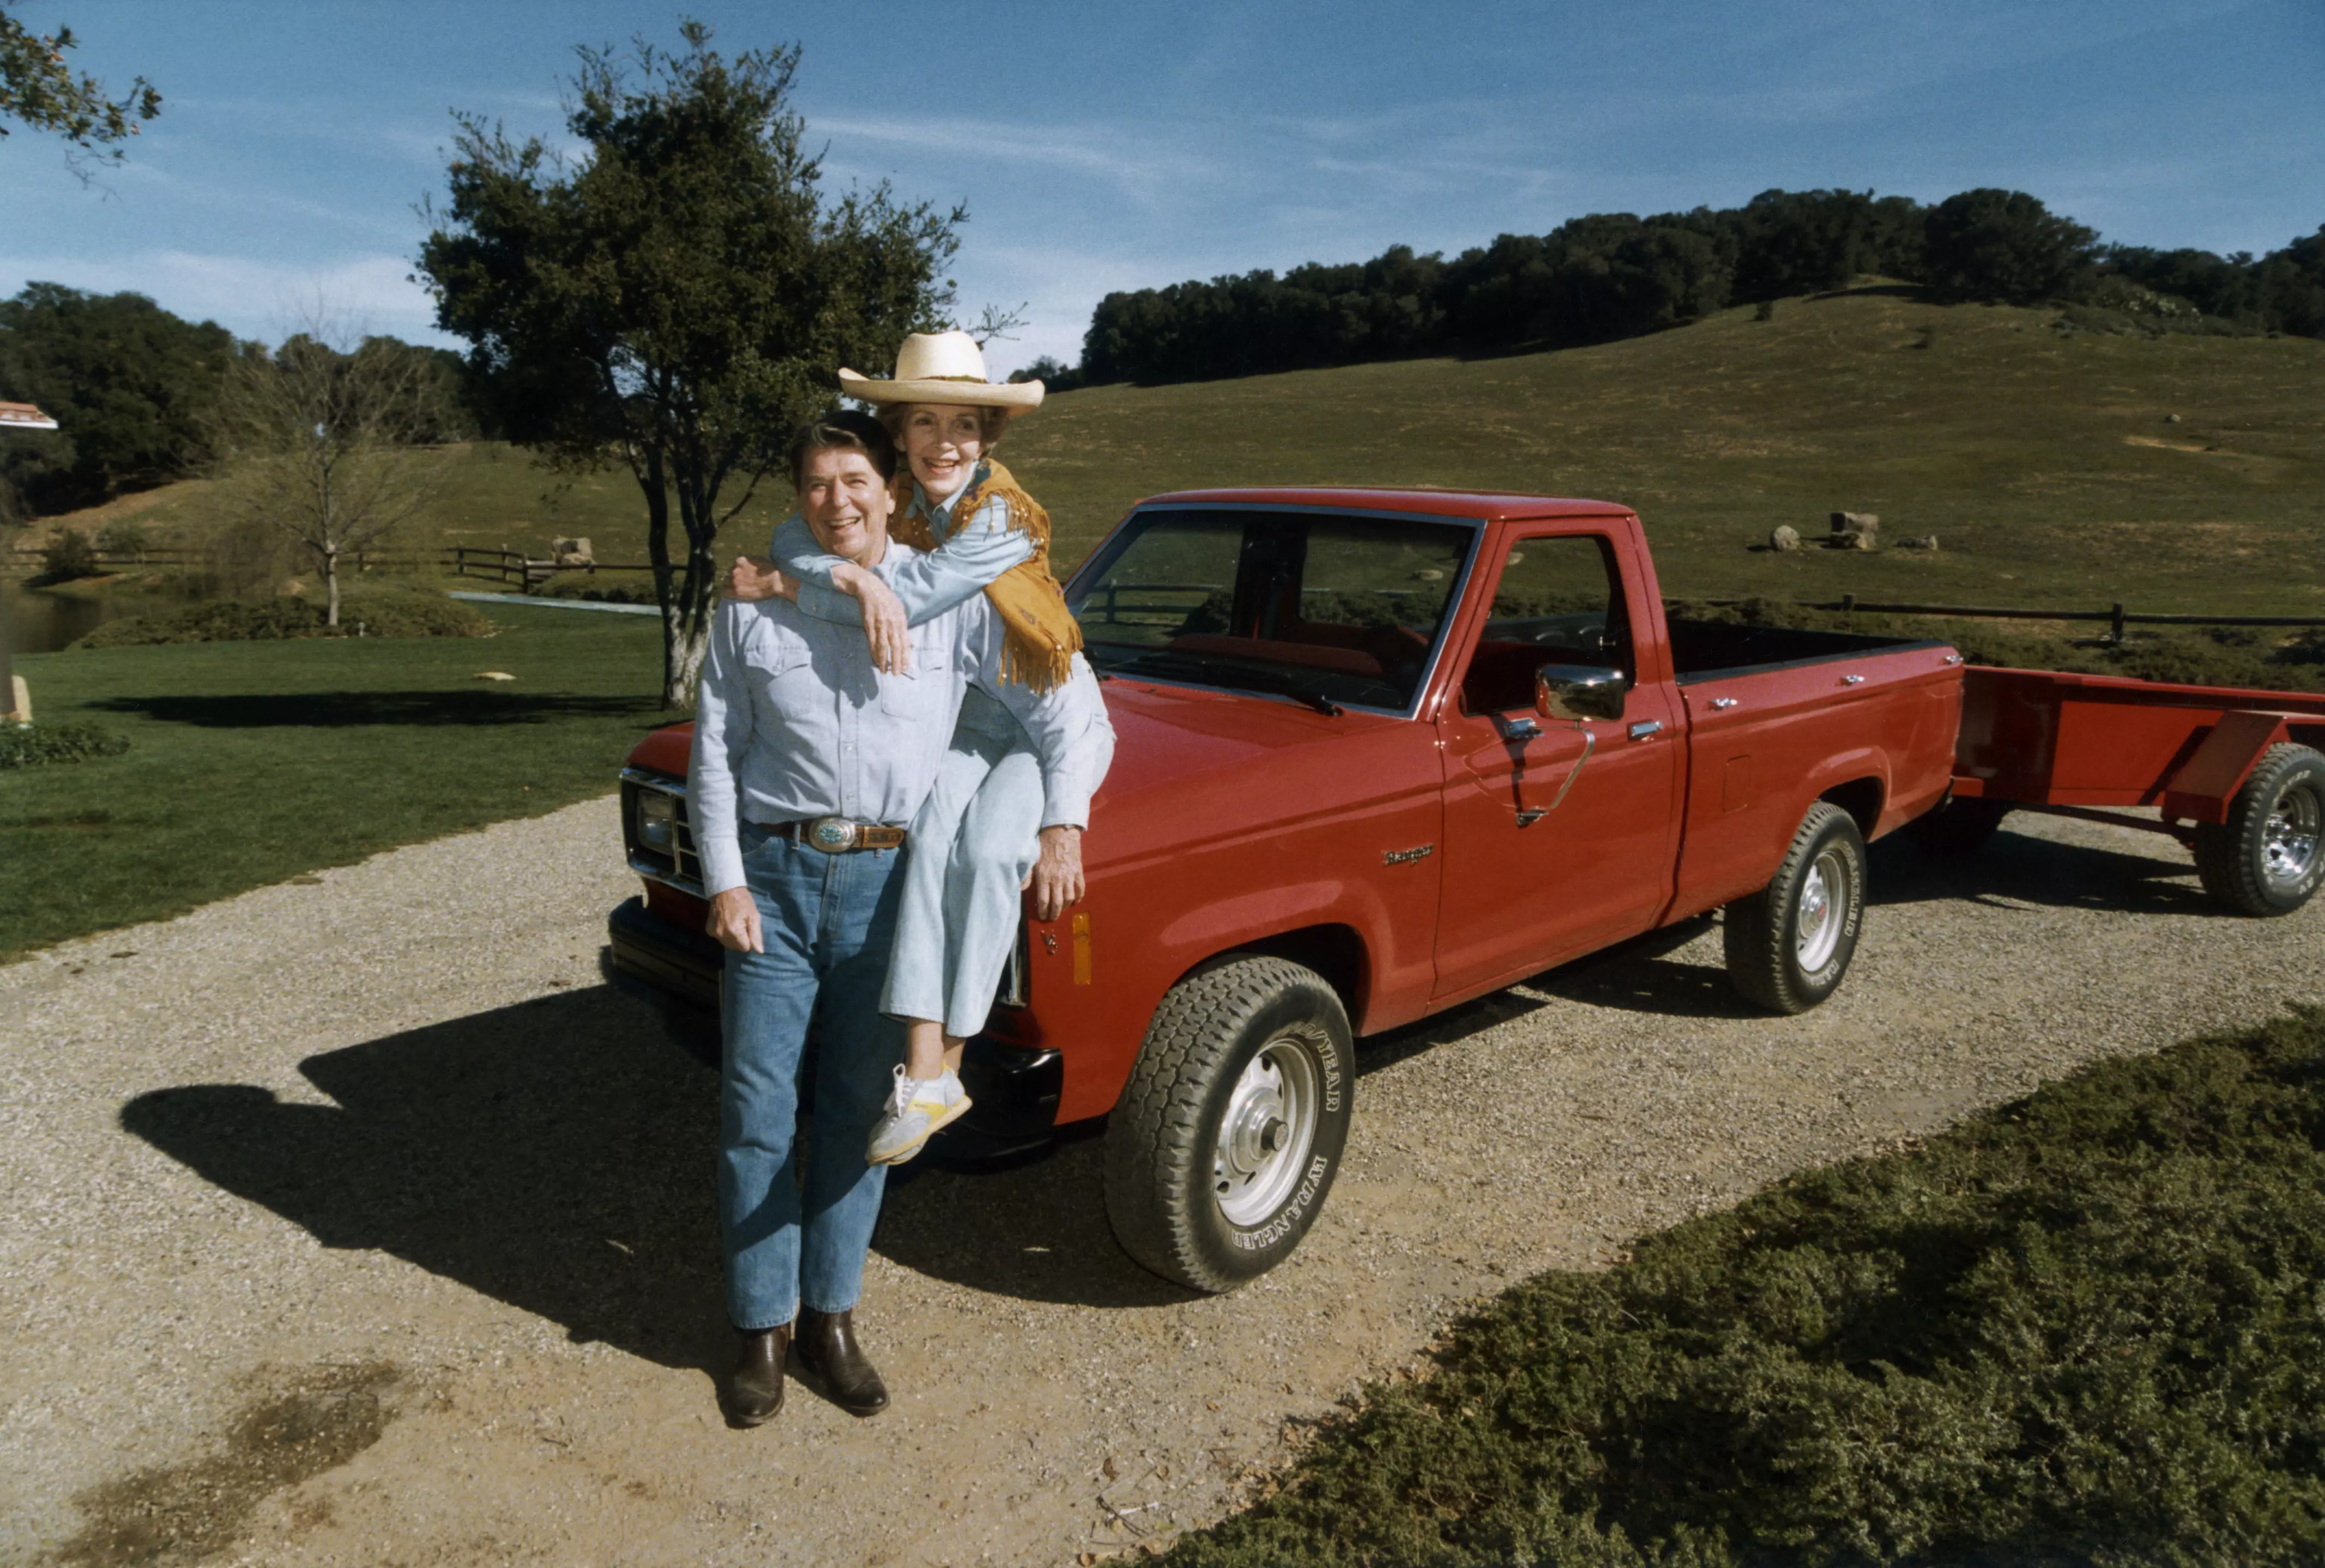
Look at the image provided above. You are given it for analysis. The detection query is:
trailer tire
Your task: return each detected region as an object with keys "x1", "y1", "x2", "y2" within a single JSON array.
[
  {"x1": 1724, "y1": 802, "x2": 1868, "y2": 1014},
  {"x1": 1903, "y1": 796, "x2": 2010, "y2": 858},
  {"x1": 2193, "y1": 743, "x2": 2325, "y2": 917},
  {"x1": 1103, "y1": 956, "x2": 1353, "y2": 1293}
]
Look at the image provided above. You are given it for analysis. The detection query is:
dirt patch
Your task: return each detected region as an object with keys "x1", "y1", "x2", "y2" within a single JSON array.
[{"x1": 46, "y1": 1363, "x2": 404, "y2": 1567}]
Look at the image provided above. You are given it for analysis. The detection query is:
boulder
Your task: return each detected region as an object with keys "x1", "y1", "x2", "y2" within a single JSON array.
[
  {"x1": 1895, "y1": 534, "x2": 1940, "y2": 552},
  {"x1": 1829, "y1": 511, "x2": 1879, "y2": 550},
  {"x1": 1768, "y1": 526, "x2": 1801, "y2": 552},
  {"x1": 552, "y1": 536, "x2": 595, "y2": 568}
]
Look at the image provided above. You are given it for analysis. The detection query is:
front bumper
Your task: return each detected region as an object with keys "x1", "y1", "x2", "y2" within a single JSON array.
[{"x1": 605, "y1": 896, "x2": 1063, "y2": 1157}]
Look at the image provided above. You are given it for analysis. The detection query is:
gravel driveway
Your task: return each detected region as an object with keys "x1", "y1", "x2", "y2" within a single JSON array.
[{"x1": 2, "y1": 797, "x2": 2319, "y2": 1567}]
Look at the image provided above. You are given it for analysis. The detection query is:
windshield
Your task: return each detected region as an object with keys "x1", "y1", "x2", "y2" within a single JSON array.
[{"x1": 1068, "y1": 507, "x2": 1477, "y2": 712}]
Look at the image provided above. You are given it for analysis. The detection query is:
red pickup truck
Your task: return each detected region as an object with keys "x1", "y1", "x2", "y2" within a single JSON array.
[{"x1": 610, "y1": 488, "x2": 2324, "y2": 1291}]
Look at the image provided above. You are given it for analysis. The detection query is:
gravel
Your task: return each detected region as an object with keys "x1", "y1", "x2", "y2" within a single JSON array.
[{"x1": 1, "y1": 798, "x2": 2318, "y2": 1566}]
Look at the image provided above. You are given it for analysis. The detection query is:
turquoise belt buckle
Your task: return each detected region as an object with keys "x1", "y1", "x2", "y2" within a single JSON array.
[{"x1": 805, "y1": 816, "x2": 859, "y2": 853}]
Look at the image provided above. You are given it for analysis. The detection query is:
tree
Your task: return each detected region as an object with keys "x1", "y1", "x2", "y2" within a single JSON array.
[
  {"x1": 419, "y1": 22, "x2": 961, "y2": 705},
  {"x1": 0, "y1": 282, "x2": 232, "y2": 520},
  {"x1": 0, "y1": 0, "x2": 159, "y2": 165},
  {"x1": 1923, "y1": 189, "x2": 2098, "y2": 305},
  {"x1": 208, "y1": 315, "x2": 451, "y2": 627}
]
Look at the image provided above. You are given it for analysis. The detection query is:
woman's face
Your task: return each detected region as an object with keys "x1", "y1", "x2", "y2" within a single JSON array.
[{"x1": 900, "y1": 404, "x2": 986, "y2": 497}]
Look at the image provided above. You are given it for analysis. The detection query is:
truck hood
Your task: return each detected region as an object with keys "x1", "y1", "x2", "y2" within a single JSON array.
[{"x1": 621, "y1": 678, "x2": 1421, "y2": 865}]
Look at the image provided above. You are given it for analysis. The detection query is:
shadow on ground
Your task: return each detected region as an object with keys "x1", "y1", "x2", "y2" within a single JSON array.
[
  {"x1": 1868, "y1": 821, "x2": 2213, "y2": 917},
  {"x1": 88, "y1": 692, "x2": 668, "y2": 728},
  {"x1": 120, "y1": 986, "x2": 730, "y2": 1374}
]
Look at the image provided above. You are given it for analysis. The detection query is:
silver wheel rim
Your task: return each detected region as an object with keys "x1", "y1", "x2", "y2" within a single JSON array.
[
  {"x1": 1214, "y1": 1031, "x2": 1323, "y2": 1228},
  {"x1": 1795, "y1": 847, "x2": 1850, "y2": 973},
  {"x1": 2262, "y1": 781, "x2": 2323, "y2": 890}
]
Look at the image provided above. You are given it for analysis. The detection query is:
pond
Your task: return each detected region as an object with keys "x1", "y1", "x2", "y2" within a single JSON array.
[{"x1": 0, "y1": 577, "x2": 198, "y2": 656}]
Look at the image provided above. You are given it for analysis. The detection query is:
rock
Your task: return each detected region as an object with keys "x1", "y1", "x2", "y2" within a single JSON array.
[
  {"x1": 552, "y1": 536, "x2": 595, "y2": 568},
  {"x1": 1895, "y1": 534, "x2": 1940, "y2": 552},
  {"x1": 1829, "y1": 511, "x2": 1879, "y2": 550},
  {"x1": 2163, "y1": 413, "x2": 2181, "y2": 424},
  {"x1": 475, "y1": 671, "x2": 516, "y2": 682},
  {"x1": 1768, "y1": 526, "x2": 1801, "y2": 552}
]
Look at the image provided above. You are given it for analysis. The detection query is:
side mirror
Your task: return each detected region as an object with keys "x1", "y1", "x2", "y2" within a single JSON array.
[{"x1": 1536, "y1": 663, "x2": 1629, "y2": 723}]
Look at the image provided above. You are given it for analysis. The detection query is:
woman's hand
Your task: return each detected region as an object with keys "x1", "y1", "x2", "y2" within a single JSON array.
[
  {"x1": 1024, "y1": 825, "x2": 1086, "y2": 923},
  {"x1": 706, "y1": 887, "x2": 763, "y2": 953},
  {"x1": 726, "y1": 556, "x2": 797, "y2": 602},
  {"x1": 833, "y1": 562, "x2": 912, "y2": 677}
]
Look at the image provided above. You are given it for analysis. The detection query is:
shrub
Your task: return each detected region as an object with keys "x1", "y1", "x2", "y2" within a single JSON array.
[
  {"x1": 1164, "y1": 1009, "x2": 2325, "y2": 1568},
  {"x1": 69, "y1": 588, "x2": 495, "y2": 648},
  {"x1": 0, "y1": 720, "x2": 131, "y2": 770},
  {"x1": 38, "y1": 528, "x2": 100, "y2": 581},
  {"x1": 94, "y1": 519, "x2": 151, "y2": 556},
  {"x1": 540, "y1": 573, "x2": 657, "y2": 605}
]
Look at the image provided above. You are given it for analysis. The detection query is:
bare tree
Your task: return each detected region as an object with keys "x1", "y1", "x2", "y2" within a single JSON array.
[
  {"x1": 964, "y1": 302, "x2": 1028, "y2": 349},
  {"x1": 211, "y1": 310, "x2": 449, "y2": 626}
]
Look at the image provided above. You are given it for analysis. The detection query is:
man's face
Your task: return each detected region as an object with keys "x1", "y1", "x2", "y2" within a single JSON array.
[{"x1": 798, "y1": 447, "x2": 893, "y2": 564}]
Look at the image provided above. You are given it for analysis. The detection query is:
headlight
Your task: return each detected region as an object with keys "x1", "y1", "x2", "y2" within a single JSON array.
[{"x1": 636, "y1": 790, "x2": 675, "y2": 852}]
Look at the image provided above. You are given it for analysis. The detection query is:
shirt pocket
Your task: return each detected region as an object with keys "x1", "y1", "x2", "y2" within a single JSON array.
[
  {"x1": 741, "y1": 617, "x2": 816, "y2": 715},
  {"x1": 878, "y1": 632, "x2": 952, "y2": 717}
]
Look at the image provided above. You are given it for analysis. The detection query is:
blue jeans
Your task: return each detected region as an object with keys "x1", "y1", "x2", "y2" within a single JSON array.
[{"x1": 719, "y1": 823, "x2": 906, "y2": 1331}]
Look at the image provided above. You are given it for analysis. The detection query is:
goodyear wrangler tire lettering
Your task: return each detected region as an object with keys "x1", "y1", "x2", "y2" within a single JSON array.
[{"x1": 1103, "y1": 957, "x2": 1355, "y2": 1292}]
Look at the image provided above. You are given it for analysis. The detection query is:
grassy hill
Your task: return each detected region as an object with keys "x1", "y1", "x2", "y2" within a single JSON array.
[{"x1": 21, "y1": 288, "x2": 2325, "y2": 613}]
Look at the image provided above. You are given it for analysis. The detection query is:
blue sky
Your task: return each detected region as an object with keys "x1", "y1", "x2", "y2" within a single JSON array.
[{"x1": 5, "y1": 0, "x2": 2320, "y2": 374}]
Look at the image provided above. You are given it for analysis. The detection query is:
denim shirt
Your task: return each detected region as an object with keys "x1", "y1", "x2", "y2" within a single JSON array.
[{"x1": 689, "y1": 540, "x2": 1093, "y2": 896}]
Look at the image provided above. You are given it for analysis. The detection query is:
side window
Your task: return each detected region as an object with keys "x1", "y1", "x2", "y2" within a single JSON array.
[{"x1": 1462, "y1": 534, "x2": 1631, "y2": 714}]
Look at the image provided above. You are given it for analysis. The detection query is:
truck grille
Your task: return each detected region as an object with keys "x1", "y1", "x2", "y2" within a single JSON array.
[{"x1": 618, "y1": 767, "x2": 1029, "y2": 1011}]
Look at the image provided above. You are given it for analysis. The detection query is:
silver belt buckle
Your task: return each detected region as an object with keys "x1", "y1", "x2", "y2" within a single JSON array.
[{"x1": 803, "y1": 816, "x2": 859, "y2": 854}]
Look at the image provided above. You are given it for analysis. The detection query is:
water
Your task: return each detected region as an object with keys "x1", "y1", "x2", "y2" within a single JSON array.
[{"x1": 0, "y1": 578, "x2": 194, "y2": 656}]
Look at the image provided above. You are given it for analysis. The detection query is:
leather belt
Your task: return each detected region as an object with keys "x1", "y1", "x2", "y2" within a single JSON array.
[{"x1": 765, "y1": 816, "x2": 908, "y2": 854}]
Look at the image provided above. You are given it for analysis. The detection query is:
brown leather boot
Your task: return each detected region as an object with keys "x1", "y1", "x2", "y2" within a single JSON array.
[
  {"x1": 792, "y1": 1308, "x2": 888, "y2": 1416},
  {"x1": 723, "y1": 1324, "x2": 790, "y2": 1427}
]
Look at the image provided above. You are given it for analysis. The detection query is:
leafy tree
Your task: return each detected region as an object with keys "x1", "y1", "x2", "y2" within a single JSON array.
[
  {"x1": 2255, "y1": 225, "x2": 2325, "y2": 338},
  {"x1": 0, "y1": 0, "x2": 158, "y2": 164},
  {"x1": 208, "y1": 317, "x2": 452, "y2": 628},
  {"x1": 1923, "y1": 188, "x2": 2098, "y2": 304},
  {"x1": 419, "y1": 22, "x2": 960, "y2": 705},
  {"x1": 0, "y1": 282, "x2": 232, "y2": 519}
]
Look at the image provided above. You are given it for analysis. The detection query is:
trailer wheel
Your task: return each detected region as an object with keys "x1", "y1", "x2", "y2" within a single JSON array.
[
  {"x1": 2193, "y1": 743, "x2": 2325, "y2": 917},
  {"x1": 1724, "y1": 802, "x2": 1868, "y2": 1014},
  {"x1": 1103, "y1": 956, "x2": 1353, "y2": 1293},
  {"x1": 1903, "y1": 796, "x2": 2010, "y2": 858}
]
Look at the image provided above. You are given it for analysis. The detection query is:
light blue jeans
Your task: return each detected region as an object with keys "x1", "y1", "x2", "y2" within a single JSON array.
[
  {"x1": 881, "y1": 692, "x2": 1045, "y2": 1041},
  {"x1": 719, "y1": 823, "x2": 906, "y2": 1331}
]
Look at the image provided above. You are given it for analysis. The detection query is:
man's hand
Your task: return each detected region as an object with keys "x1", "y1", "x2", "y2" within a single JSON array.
[
  {"x1": 726, "y1": 556, "x2": 796, "y2": 602},
  {"x1": 707, "y1": 887, "x2": 764, "y2": 953},
  {"x1": 833, "y1": 562, "x2": 912, "y2": 677},
  {"x1": 1024, "y1": 825, "x2": 1085, "y2": 923}
]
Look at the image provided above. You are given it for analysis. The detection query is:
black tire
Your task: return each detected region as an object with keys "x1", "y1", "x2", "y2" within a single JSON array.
[
  {"x1": 1724, "y1": 801, "x2": 1869, "y2": 1014},
  {"x1": 1103, "y1": 956, "x2": 1354, "y2": 1293},
  {"x1": 1903, "y1": 796, "x2": 2010, "y2": 858},
  {"x1": 2193, "y1": 743, "x2": 2325, "y2": 917}
]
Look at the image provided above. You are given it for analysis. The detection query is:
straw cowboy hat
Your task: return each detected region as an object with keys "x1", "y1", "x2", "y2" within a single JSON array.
[{"x1": 837, "y1": 330, "x2": 1044, "y2": 410}]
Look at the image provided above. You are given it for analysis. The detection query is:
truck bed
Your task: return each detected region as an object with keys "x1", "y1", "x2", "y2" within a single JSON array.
[{"x1": 1665, "y1": 616, "x2": 1947, "y2": 682}]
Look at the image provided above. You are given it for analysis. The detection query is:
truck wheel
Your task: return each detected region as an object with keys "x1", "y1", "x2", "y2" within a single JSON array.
[
  {"x1": 2193, "y1": 743, "x2": 2325, "y2": 917},
  {"x1": 1903, "y1": 796, "x2": 2010, "y2": 858},
  {"x1": 1103, "y1": 956, "x2": 1354, "y2": 1293},
  {"x1": 1724, "y1": 802, "x2": 1868, "y2": 1014}
]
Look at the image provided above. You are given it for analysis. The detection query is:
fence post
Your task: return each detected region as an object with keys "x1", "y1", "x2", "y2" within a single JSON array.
[
  {"x1": 1841, "y1": 593, "x2": 1856, "y2": 613},
  {"x1": 2111, "y1": 602, "x2": 2126, "y2": 645}
]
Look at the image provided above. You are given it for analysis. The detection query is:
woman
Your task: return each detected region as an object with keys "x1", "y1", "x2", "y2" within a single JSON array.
[{"x1": 731, "y1": 330, "x2": 1112, "y2": 1164}]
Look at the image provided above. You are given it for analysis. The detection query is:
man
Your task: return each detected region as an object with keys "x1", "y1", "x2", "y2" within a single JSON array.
[{"x1": 688, "y1": 410, "x2": 1098, "y2": 1426}]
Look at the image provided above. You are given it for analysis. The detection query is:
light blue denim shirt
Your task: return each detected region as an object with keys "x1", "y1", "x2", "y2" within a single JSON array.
[
  {"x1": 688, "y1": 539, "x2": 1099, "y2": 896},
  {"x1": 769, "y1": 468, "x2": 1111, "y2": 831}
]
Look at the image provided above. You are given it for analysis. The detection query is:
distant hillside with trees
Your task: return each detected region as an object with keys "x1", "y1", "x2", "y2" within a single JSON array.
[{"x1": 1069, "y1": 188, "x2": 2325, "y2": 388}]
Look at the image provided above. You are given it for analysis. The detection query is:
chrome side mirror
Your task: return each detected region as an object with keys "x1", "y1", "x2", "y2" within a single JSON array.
[{"x1": 1536, "y1": 663, "x2": 1629, "y2": 723}]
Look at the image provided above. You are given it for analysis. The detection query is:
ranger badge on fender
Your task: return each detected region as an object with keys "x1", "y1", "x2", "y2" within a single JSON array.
[{"x1": 1383, "y1": 844, "x2": 1435, "y2": 866}]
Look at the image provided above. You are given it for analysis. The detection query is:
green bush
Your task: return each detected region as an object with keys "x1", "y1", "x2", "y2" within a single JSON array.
[
  {"x1": 1166, "y1": 1009, "x2": 2325, "y2": 1568},
  {"x1": 1668, "y1": 598, "x2": 2325, "y2": 693},
  {"x1": 539, "y1": 572, "x2": 658, "y2": 605},
  {"x1": 69, "y1": 589, "x2": 495, "y2": 648},
  {"x1": 0, "y1": 720, "x2": 131, "y2": 770},
  {"x1": 38, "y1": 528, "x2": 100, "y2": 581},
  {"x1": 94, "y1": 519, "x2": 151, "y2": 556}
]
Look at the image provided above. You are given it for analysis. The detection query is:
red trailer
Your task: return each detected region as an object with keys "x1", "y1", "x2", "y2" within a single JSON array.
[{"x1": 1922, "y1": 666, "x2": 2325, "y2": 915}]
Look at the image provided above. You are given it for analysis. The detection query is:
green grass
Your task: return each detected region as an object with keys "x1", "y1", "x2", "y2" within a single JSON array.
[
  {"x1": 27, "y1": 291, "x2": 2325, "y2": 619},
  {"x1": 1165, "y1": 1007, "x2": 2325, "y2": 1568},
  {"x1": 0, "y1": 606, "x2": 679, "y2": 960}
]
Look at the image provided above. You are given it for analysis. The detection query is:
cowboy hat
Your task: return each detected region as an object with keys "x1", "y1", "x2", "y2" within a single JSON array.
[{"x1": 836, "y1": 330, "x2": 1044, "y2": 410}]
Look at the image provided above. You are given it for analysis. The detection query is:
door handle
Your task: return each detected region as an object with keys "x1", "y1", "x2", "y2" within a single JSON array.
[{"x1": 1627, "y1": 719, "x2": 1663, "y2": 741}]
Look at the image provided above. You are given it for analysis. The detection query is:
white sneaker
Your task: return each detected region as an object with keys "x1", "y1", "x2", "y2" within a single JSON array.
[{"x1": 866, "y1": 1066, "x2": 973, "y2": 1166}]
